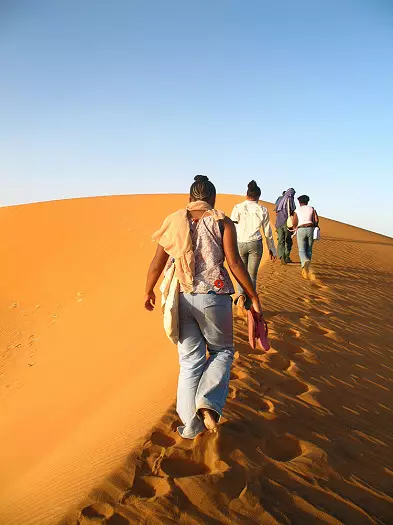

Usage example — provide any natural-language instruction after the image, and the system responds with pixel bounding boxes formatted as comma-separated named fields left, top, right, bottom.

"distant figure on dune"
left=275, top=188, right=296, bottom=264
left=292, top=194, right=319, bottom=278
left=144, top=175, right=262, bottom=438
left=230, top=180, right=277, bottom=308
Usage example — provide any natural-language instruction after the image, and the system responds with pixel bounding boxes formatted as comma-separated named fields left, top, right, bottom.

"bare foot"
left=200, top=408, right=218, bottom=432
left=302, top=261, right=310, bottom=279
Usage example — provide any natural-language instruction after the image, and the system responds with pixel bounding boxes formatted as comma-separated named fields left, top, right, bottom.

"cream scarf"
left=152, top=200, right=225, bottom=293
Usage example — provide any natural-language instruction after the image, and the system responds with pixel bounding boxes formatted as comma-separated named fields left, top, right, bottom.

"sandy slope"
left=1, top=195, right=393, bottom=524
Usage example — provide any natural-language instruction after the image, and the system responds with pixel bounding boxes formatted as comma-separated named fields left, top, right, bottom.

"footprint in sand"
left=279, top=378, right=309, bottom=396
left=80, top=502, right=114, bottom=522
left=149, top=430, right=176, bottom=448
left=310, top=279, right=328, bottom=290
left=309, top=294, right=330, bottom=305
left=306, top=324, right=342, bottom=341
left=107, top=514, right=129, bottom=525
left=272, top=340, right=304, bottom=356
left=262, top=435, right=303, bottom=462
left=257, top=398, right=277, bottom=419
left=122, top=475, right=171, bottom=502
left=160, top=457, right=210, bottom=478
left=288, top=328, right=301, bottom=338
left=256, top=398, right=273, bottom=412
left=261, top=352, right=291, bottom=371
left=307, top=324, right=330, bottom=336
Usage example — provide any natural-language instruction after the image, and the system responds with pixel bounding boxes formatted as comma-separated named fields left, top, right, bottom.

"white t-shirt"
left=296, top=205, right=315, bottom=227
left=230, top=200, right=277, bottom=256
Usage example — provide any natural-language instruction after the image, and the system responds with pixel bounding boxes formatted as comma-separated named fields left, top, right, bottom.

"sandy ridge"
left=0, top=195, right=392, bottom=524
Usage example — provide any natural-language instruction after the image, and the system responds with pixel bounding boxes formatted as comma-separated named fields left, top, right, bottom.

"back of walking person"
left=275, top=188, right=296, bottom=264
left=230, top=180, right=276, bottom=306
left=144, top=175, right=263, bottom=439
left=293, top=195, right=319, bottom=278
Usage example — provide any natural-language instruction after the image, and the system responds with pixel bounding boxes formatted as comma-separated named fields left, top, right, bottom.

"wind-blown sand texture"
left=0, top=194, right=392, bottom=525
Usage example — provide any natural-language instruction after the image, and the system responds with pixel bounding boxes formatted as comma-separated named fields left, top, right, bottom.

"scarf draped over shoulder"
left=276, top=188, right=296, bottom=212
left=152, top=200, right=225, bottom=293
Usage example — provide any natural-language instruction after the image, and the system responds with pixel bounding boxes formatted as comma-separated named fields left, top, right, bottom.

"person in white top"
left=230, top=180, right=277, bottom=305
left=292, top=195, right=319, bottom=277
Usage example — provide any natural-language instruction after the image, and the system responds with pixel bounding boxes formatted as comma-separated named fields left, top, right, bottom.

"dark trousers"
left=277, top=224, right=293, bottom=261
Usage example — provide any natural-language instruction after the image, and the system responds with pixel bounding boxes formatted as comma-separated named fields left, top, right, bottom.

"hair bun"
left=248, top=180, right=258, bottom=190
left=194, top=175, right=209, bottom=182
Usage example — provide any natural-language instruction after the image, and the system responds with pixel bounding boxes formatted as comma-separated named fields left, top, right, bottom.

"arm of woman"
left=222, top=217, right=263, bottom=315
left=313, top=209, right=319, bottom=227
left=144, top=244, right=169, bottom=311
left=230, top=204, right=240, bottom=224
left=292, top=212, right=299, bottom=228
left=261, top=209, right=277, bottom=260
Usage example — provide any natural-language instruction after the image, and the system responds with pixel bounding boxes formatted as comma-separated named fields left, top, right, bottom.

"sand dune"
left=0, top=195, right=392, bottom=524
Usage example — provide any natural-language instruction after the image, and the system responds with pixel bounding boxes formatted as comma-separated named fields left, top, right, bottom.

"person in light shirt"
left=292, top=194, right=319, bottom=278
left=230, top=180, right=277, bottom=306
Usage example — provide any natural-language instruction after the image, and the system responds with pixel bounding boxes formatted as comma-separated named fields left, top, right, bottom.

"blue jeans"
left=297, top=227, right=314, bottom=267
left=237, top=239, right=263, bottom=296
left=177, top=293, right=234, bottom=439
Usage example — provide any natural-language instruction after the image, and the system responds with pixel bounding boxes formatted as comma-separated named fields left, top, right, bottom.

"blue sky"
left=1, top=0, right=392, bottom=236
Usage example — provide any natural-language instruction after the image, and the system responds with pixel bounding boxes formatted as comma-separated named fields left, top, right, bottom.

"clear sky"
left=1, top=0, right=392, bottom=236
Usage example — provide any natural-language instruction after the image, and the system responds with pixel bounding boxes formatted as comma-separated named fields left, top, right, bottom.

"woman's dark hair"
left=247, top=180, right=261, bottom=200
left=298, top=195, right=310, bottom=205
left=190, top=175, right=216, bottom=203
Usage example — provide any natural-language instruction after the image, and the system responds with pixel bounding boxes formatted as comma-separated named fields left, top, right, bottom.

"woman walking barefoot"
left=144, top=175, right=263, bottom=438
left=292, top=194, right=319, bottom=278
left=230, top=180, right=277, bottom=308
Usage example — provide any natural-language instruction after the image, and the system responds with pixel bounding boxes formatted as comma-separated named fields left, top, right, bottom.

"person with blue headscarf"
left=275, top=188, right=296, bottom=264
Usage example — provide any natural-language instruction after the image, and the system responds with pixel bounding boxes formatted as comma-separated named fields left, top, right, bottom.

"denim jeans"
left=177, top=293, right=234, bottom=439
left=276, top=224, right=293, bottom=261
left=297, top=227, right=314, bottom=267
left=237, top=239, right=263, bottom=296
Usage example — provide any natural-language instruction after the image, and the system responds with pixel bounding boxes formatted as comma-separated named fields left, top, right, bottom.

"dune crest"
left=0, top=195, right=392, bottom=524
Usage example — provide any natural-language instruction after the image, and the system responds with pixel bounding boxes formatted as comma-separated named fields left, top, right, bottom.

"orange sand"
left=0, top=195, right=392, bottom=524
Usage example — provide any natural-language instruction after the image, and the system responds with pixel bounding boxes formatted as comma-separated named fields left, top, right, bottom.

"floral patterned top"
left=181, top=214, right=234, bottom=294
